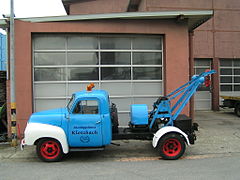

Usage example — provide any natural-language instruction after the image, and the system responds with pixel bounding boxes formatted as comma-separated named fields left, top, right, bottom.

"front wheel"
left=157, top=133, right=186, bottom=160
left=36, top=138, right=63, bottom=162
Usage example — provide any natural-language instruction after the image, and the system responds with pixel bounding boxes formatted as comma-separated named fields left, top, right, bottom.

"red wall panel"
left=215, top=32, right=240, bottom=58
left=193, top=31, right=213, bottom=58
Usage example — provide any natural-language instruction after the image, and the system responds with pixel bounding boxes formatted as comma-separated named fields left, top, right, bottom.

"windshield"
left=67, top=95, right=75, bottom=112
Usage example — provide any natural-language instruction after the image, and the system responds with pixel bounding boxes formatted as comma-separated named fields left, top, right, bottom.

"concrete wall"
left=12, top=19, right=190, bottom=135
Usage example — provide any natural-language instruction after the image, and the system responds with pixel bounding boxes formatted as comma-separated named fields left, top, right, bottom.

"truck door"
left=68, top=99, right=103, bottom=147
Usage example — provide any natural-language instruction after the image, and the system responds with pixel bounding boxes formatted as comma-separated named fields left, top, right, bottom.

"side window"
left=73, top=100, right=99, bottom=114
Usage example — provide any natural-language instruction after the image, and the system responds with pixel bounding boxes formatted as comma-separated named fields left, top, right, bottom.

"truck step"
left=69, top=147, right=105, bottom=152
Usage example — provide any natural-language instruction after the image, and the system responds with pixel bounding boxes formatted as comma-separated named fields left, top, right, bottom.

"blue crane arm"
left=166, top=69, right=216, bottom=125
left=149, top=70, right=216, bottom=130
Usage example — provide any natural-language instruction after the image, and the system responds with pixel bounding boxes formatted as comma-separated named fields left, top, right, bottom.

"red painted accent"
left=162, top=138, right=181, bottom=157
left=204, top=69, right=211, bottom=87
left=40, top=141, right=60, bottom=160
left=205, top=77, right=211, bottom=87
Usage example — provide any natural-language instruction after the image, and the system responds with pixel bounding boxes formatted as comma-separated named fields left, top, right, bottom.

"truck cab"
left=66, top=90, right=112, bottom=147
left=23, top=89, right=114, bottom=161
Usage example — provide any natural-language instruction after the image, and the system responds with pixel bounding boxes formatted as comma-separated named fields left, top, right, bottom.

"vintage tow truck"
left=21, top=70, right=216, bottom=162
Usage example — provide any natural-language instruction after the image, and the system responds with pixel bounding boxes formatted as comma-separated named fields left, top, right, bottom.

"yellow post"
left=11, top=102, right=17, bottom=146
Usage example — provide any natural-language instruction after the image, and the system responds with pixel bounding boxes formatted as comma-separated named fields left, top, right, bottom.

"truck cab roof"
left=70, top=89, right=110, bottom=114
left=74, top=90, right=110, bottom=101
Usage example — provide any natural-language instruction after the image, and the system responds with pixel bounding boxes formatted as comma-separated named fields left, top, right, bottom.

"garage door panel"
left=133, top=97, right=156, bottom=110
left=133, top=52, right=162, bottom=65
left=195, top=91, right=211, bottom=99
left=67, top=36, right=98, bottom=50
left=67, top=52, right=98, bottom=65
left=35, top=99, right=66, bottom=112
left=118, top=113, right=130, bottom=126
left=101, top=52, right=131, bottom=65
left=133, top=82, right=162, bottom=95
left=101, top=82, right=131, bottom=96
left=34, top=52, right=66, bottom=66
left=101, top=67, right=131, bottom=80
left=100, top=37, right=131, bottom=49
left=194, top=100, right=211, bottom=110
left=110, top=98, right=132, bottom=112
left=34, top=67, right=66, bottom=81
left=133, top=67, right=162, bottom=80
left=35, top=83, right=66, bottom=97
left=132, top=37, right=162, bottom=50
left=68, top=83, right=100, bottom=96
left=68, top=67, right=99, bottom=81
left=34, top=35, right=65, bottom=50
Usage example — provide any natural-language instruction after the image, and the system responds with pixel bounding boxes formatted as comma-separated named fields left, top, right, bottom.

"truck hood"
left=28, top=108, right=68, bottom=127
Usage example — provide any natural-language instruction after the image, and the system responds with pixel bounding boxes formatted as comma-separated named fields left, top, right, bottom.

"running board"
left=69, top=147, right=105, bottom=152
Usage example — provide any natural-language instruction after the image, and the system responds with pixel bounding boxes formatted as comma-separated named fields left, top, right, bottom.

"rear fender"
left=152, top=126, right=190, bottom=148
left=24, top=123, right=69, bottom=154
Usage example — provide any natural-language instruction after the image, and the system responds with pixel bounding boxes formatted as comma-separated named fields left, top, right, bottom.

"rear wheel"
left=158, top=133, right=186, bottom=160
left=36, top=138, right=63, bottom=162
left=234, top=104, right=240, bottom=117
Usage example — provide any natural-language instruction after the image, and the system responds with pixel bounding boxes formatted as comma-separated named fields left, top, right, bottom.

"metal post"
left=188, top=31, right=194, bottom=120
left=10, top=0, right=17, bottom=146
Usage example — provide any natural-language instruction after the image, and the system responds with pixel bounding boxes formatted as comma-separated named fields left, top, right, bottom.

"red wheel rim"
left=162, top=138, right=181, bottom=157
left=40, top=141, right=60, bottom=160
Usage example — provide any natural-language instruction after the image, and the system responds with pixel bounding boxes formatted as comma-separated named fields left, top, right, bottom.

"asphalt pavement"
left=0, top=110, right=240, bottom=162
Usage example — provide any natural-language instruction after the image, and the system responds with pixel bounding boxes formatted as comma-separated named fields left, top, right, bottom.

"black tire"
left=36, top=138, right=63, bottom=162
left=111, top=103, right=119, bottom=133
left=234, top=104, right=240, bottom=117
left=157, top=133, right=186, bottom=160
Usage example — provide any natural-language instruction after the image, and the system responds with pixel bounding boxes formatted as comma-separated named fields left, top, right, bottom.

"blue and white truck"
left=21, top=70, right=216, bottom=162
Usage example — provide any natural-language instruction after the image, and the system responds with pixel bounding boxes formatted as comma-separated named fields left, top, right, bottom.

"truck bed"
left=221, top=96, right=240, bottom=101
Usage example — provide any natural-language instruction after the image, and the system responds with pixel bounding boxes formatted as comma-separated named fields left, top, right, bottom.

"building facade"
left=3, top=0, right=238, bottom=136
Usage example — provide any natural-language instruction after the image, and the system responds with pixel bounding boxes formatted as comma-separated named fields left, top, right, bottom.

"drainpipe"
left=189, top=31, right=194, bottom=120
left=10, top=0, right=17, bottom=146
left=211, top=6, right=219, bottom=111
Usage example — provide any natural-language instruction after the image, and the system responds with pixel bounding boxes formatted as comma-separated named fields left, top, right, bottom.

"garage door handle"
left=96, top=121, right=101, bottom=124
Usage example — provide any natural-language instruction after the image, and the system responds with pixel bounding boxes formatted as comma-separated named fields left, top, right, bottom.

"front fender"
left=24, top=123, right=69, bottom=154
left=152, top=126, right=190, bottom=148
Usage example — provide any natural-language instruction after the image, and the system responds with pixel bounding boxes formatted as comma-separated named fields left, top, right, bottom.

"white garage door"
left=33, top=34, right=163, bottom=125
left=194, top=58, right=212, bottom=110
left=219, top=59, right=240, bottom=104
